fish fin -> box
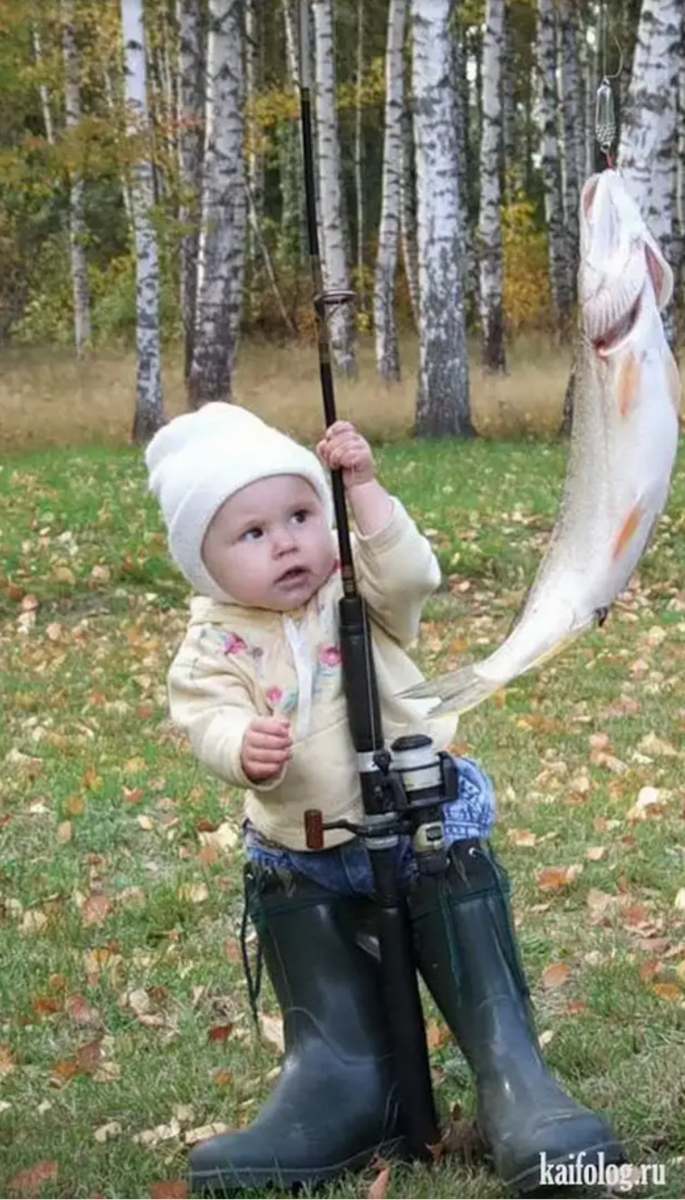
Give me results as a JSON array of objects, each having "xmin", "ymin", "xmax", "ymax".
[{"xmin": 399, "ymin": 664, "xmax": 505, "ymax": 716}]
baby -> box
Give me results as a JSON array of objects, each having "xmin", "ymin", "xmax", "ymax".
[{"xmin": 145, "ymin": 402, "xmax": 623, "ymax": 1198}]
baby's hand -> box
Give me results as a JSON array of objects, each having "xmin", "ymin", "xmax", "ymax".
[
  {"xmin": 241, "ymin": 716, "xmax": 292, "ymax": 783},
  {"xmin": 317, "ymin": 420, "xmax": 374, "ymax": 489}
]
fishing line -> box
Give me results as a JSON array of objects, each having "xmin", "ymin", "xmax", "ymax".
[{"xmin": 595, "ymin": 4, "xmax": 623, "ymax": 169}]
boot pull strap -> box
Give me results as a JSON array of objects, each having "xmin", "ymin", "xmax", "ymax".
[{"xmin": 240, "ymin": 882, "xmax": 264, "ymax": 1029}]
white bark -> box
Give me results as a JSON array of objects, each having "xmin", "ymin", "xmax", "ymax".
[
  {"xmin": 478, "ymin": 0, "xmax": 506, "ymax": 373},
  {"xmin": 535, "ymin": 0, "xmax": 573, "ymax": 340},
  {"xmin": 313, "ymin": 0, "xmax": 356, "ymax": 377},
  {"xmin": 373, "ymin": 0, "xmax": 407, "ymax": 383},
  {"xmin": 32, "ymin": 24, "xmax": 55, "ymax": 145},
  {"xmin": 177, "ymin": 0, "xmax": 204, "ymax": 378},
  {"xmin": 558, "ymin": 0, "xmax": 582, "ymax": 283},
  {"xmin": 62, "ymin": 0, "xmax": 92, "ymax": 356},
  {"xmin": 399, "ymin": 101, "xmax": 420, "ymax": 329},
  {"xmin": 189, "ymin": 0, "xmax": 246, "ymax": 406},
  {"xmin": 245, "ymin": 0, "xmax": 264, "ymax": 305},
  {"xmin": 121, "ymin": 0, "xmax": 164, "ymax": 439},
  {"xmin": 354, "ymin": 0, "xmax": 365, "ymax": 313},
  {"xmin": 676, "ymin": 18, "xmax": 685, "ymax": 289},
  {"xmin": 618, "ymin": 0, "xmax": 680, "ymax": 312},
  {"xmin": 411, "ymin": 0, "xmax": 472, "ymax": 437}
]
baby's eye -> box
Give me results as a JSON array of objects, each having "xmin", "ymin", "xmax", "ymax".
[
  {"xmin": 241, "ymin": 526, "xmax": 263, "ymax": 542},
  {"xmin": 292, "ymin": 509, "xmax": 309, "ymax": 524}
]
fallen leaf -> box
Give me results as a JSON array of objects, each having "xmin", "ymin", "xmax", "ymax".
[
  {"xmin": 7, "ymin": 1160, "xmax": 58, "ymax": 1195},
  {"xmin": 133, "ymin": 1118, "xmax": 181, "ymax": 1147},
  {"xmin": 213, "ymin": 1069, "xmax": 232, "ymax": 1086},
  {"xmin": 626, "ymin": 786, "xmax": 664, "ymax": 821},
  {"xmin": 585, "ymin": 846, "xmax": 606, "ymax": 861},
  {"xmin": 198, "ymin": 821, "xmax": 238, "ymax": 852},
  {"xmin": 674, "ymin": 889, "xmax": 685, "ymax": 911},
  {"xmin": 259, "ymin": 1013, "xmax": 284, "ymax": 1054},
  {"xmin": 178, "ymin": 882, "xmax": 209, "ymax": 904},
  {"xmin": 539, "ymin": 1029, "xmax": 555, "ymax": 1047},
  {"xmin": 367, "ymin": 1166, "xmax": 390, "ymax": 1199},
  {"xmin": 638, "ymin": 959, "xmax": 660, "ymax": 981},
  {"xmin": 208, "ymin": 1023, "xmax": 233, "ymax": 1042},
  {"xmin": 586, "ymin": 888, "xmax": 616, "ymax": 920},
  {"xmin": 67, "ymin": 995, "xmax": 102, "ymax": 1026},
  {"xmin": 81, "ymin": 894, "xmax": 112, "ymax": 927},
  {"xmin": 94, "ymin": 1121, "xmax": 122, "ymax": 1143},
  {"xmin": 536, "ymin": 864, "xmax": 583, "ymax": 891},
  {"xmin": 57, "ymin": 820, "xmax": 73, "ymax": 843},
  {"xmin": 184, "ymin": 1122, "xmax": 232, "ymax": 1146},
  {"xmin": 0, "ymin": 1042, "xmax": 15, "ymax": 1076},
  {"xmin": 21, "ymin": 909, "xmax": 48, "ymax": 934},
  {"xmin": 425, "ymin": 1018, "xmax": 449, "ymax": 1050},
  {"xmin": 564, "ymin": 999, "xmax": 587, "ymax": 1015},
  {"xmin": 651, "ymin": 982, "xmax": 682, "ymax": 1002},
  {"xmin": 65, "ymin": 794, "xmax": 85, "ymax": 816},
  {"xmin": 149, "ymin": 1182, "xmax": 188, "ymax": 1200},
  {"xmin": 507, "ymin": 828, "xmax": 538, "ymax": 848},
  {"xmin": 637, "ymin": 732, "xmax": 679, "ymax": 758},
  {"xmin": 541, "ymin": 962, "xmax": 570, "ymax": 989},
  {"xmin": 136, "ymin": 814, "xmax": 155, "ymax": 831}
]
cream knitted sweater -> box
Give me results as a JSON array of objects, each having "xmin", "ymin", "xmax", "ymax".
[{"xmin": 167, "ymin": 497, "xmax": 457, "ymax": 850}]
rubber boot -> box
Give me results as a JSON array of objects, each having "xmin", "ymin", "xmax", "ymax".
[
  {"xmin": 408, "ymin": 839, "xmax": 626, "ymax": 1196},
  {"xmin": 189, "ymin": 861, "xmax": 405, "ymax": 1195}
]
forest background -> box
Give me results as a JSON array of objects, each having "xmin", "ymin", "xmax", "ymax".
[{"xmin": 1, "ymin": 0, "xmax": 683, "ymax": 453}]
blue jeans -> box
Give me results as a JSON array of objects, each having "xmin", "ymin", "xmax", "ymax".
[{"xmin": 244, "ymin": 756, "xmax": 496, "ymax": 898}]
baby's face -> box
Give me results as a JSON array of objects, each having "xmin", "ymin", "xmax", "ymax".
[{"xmin": 202, "ymin": 475, "xmax": 337, "ymax": 611}]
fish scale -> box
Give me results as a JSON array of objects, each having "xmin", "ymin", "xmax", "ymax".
[{"xmin": 400, "ymin": 169, "xmax": 681, "ymax": 717}]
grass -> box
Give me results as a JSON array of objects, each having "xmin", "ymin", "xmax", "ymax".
[{"xmin": 2, "ymin": 339, "xmax": 685, "ymax": 1198}]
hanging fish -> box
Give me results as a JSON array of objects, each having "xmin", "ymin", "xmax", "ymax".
[{"xmin": 400, "ymin": 168, "xmax": 681, "ymax": 716}]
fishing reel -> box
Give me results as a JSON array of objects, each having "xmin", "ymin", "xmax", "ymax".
[{"xmin": 304, "ymin": 733, "xmax": 458, "ymax": 876}]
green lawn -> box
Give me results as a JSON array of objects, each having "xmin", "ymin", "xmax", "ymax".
[{"xmin": 2, "ymin": 434, "xmax": 685, "ymax": 1198}]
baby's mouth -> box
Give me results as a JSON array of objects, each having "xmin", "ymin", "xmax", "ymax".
[{"xmin": 276, "ymin": 566, "xmax": 309, "ymax": 585}]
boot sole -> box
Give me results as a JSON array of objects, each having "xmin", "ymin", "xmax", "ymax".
[
  {"xmin": 189, "ymin": 1135, "xmax": 408, "ymax": 1195},
  {"xmin": 507, "ymin": 1137, "xmax": 628, "ymax": 1197}
]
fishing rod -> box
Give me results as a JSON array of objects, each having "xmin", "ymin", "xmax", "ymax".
[{"xmin": 296, "ymin": 0, "xmax": 456, "ymax": 1163}]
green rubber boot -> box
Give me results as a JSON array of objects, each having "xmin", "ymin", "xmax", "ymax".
[
  {"xmin": 189, "ymin": 861, "xmax": 405, "ymax": 1195},
  {"xmin": 409, "ymin": 839, "xmax": 626, "ymax": 1196}
]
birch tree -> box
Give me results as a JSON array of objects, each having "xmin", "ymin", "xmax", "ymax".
[
  {"xmin": 411, "ymin": 0, "xmax": 473, "ymax": 437},
  {"xmin": 121, "ymin": 0, "xmax": 164, "ymax": 441},
  {"xmin": 188, "ymin": 0, "xmax": 246, "ymax": 407},
  {"xmin": 400, "ymin": 102, "xmax": 420, "ymax": 329},
  {"xmin": 177, "ymin": 0, "xmax": 204, "ymax": 380},
  {"xmin": 62, "ymin": 0, "xmax": 92, "ymax": 356},
  {"xmin": 558, "ymin": 0, "xmax": 582, "ymax": 283},
  {"xmin": 313, "ymin": 0, "xmax": 356, "ymax": 377},
  {"xmin": 618, "ymin": 0, "xmax": 680, "ymax": 341},
  {"xmin": 373, "ymin": 0, "xmax": 407, "ymax": 383},
  {"xmin": 32, "ymin": 22, "xmax": 55, "ymax": 145},
  {"xmin": 478, "ymin": 0, "xmax": 506, "ymax": 373},
  {"xmin": 535, "ymin": 0, "xmax": 574, "ymax": 342}
]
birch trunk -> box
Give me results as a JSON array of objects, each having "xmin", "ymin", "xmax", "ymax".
[
  {"xmin": 373, "ymin": 0, "xmax": 407, "ymax": 383},
  {"xmin": 411, "ymin": 0, "xmax": 473, "ymax": 437},
  {"xmin": 502, "ymin": 4, "xmax": 517, "ymax": 202},
  {"xmin": 354, "ymin": 0, "xmax": 365, "ymax": 314},
  {"xmin": 478, "ymin": 0, "xmax": 506, "ymax": 373},
  {"xmin": 558, "ymin": 0, "xmax": 582, "ymax": 286},
  {"xmin": 618, "ymin": 0, "xmax": 680, "ymax": 341},
  {"xmin": 32, "ymin": 23, "xmax": 55, "ymax": 145},
  {"xmin": 400, "ymin": 101, "xmax": 420, "ymax": 329},
  {"xmin": 121, "ymin": 0, "xmax": 164, "ymax": 441},
  {"xmin": 177, "ymin": 0, "xmax": 204, "ymax": 379},
  {"xmin": 676, "ymin": 16, "xmax": 685, "ymax": 299},
  {"xmin": 188, "ymin": 0, "xmax": 246, "ymax": 407},
  {"xmin": 245, "ymin": 0, "xmax": 264, "ymax": 317},
  {"xmin": 313, "ymin": 0, "xmax": 356, "ymax": 377},
  {"xmin": 62, "ymin": 0, "xmax": 92, "ymax": 356},
  {"xmin": 535, "ymin": 0, "xmax": 574, "ymax": 342},
  {"xmin": 452, "ymin": 24, "xmax": 477, "ymax": 307},
  {"xmin": 280, "ymin": 0, "xmax": 308, "ymax": 266}
]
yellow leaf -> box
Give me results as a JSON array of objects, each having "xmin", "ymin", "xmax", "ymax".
[
  {"xmin": 137, "ymin": 815, "xmax": 155, "ymax": 831},
  {"xmin": 585, "ymin": 846, "xmax": 605, "ymax": 861},
  {"xmin": 508, "ymin": 828, "xmax": 538, "ymax": 847},
  {"xmin": 57, "ymin": 821, "xmax": 72, "ymax": 844},
  {"xmin": 651, "ymin": 982, "xmax": 682, "ymax": 1002},
  {"xmin": 536, "ymin": 864, "xmax": 583, "ymax": 891}
]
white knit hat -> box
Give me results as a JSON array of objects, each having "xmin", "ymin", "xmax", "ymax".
[{"xmin": 145, "ymin": 402, "xmax": 334, "ymax": 600}]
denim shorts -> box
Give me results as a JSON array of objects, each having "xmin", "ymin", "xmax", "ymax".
[{"xmin": 243, "ymin": 755, "xmax": 496, "ymax": 898}]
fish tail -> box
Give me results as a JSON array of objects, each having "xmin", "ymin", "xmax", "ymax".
[{"xmin": 399, "ymin": 664, "xmax": 506, "ymax": 716}]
